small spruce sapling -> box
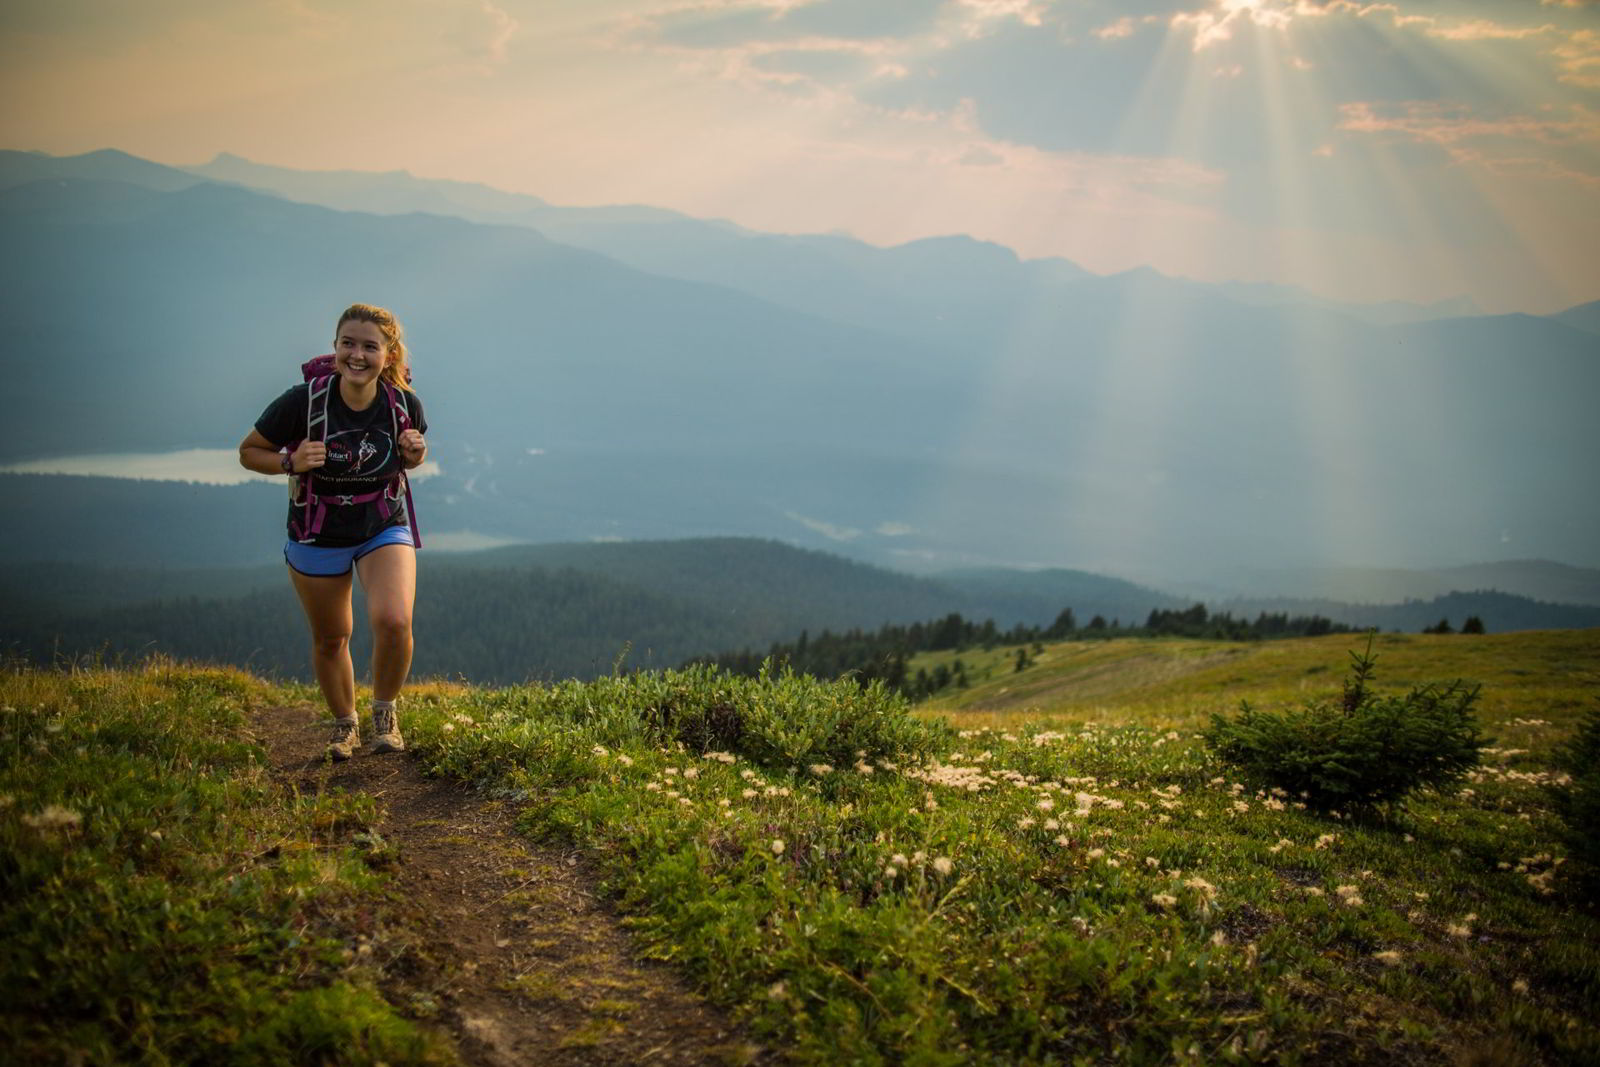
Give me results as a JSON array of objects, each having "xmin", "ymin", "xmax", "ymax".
[
  {"xmin": 1204, "ymin": 633, "xmax": 1486, "ymax": 814},
  {"xmin": 1549, "ymin": 706, "xmax": 1600, "ymax": 903}
]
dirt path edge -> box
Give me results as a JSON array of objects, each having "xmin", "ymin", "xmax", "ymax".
[{"xmin": 254, "ymin": 703, "xmax": 769, "ymax": 1066}]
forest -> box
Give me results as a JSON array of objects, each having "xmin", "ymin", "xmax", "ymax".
[{"xmin": 694, "ymin": 604, "xmax": 1357, "ymax": 699}]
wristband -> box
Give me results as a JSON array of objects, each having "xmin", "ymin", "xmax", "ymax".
[{"xmin": 281, "ymin": 452, "xmax": 296, "ymax": 475}]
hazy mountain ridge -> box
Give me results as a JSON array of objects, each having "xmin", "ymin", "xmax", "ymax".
[
  {"xmin": 4, "ymin": 536, "xmax": 1591, "ymax": 686},
  {"xmin": 2, "ymin": 148, "xmax": 1596, "ymax": 576},
  {"xmin": 1211, "ymin": 591, "xmax": 1600, "ymax": 635},
  {"xmin": 173, "ymin": 149, "xmax": 1503, "ymax": 335},
  {"xmin": 1183, "ymin": 560, "xmax": 1600, "ymax": 608},
  {"xmin": 1551, "ymin": 300, "xmax": 1600, "ymax": 336}
]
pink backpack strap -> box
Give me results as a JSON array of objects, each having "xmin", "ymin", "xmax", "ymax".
[{"xmin": 381, "ymin": 380, "xmax": 422, "ymax": 549}]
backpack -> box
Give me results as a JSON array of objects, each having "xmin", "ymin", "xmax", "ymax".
[{"xmin": 286, "ymin": 354, "xmax": 422, "ymax": 549}]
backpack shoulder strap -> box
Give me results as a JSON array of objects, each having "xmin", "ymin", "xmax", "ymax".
[
  {"xmin": 289, "ymin": 374, "xmax": 336, "ymax": 543},
  {"xmin": 381, "ymin": 381, "xmax": 422, "ymax": 550}
]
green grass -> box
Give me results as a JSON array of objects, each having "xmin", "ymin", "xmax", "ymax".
[
  {"xmin": 7, "ymin": 632, "xmax": 1596, "ymax": 1064},
  {"xmin": 397, "ymin": 632, "xmax": 1599, "ymax": 1065},
  {"xmin": 916, "ymin": 631, "xmax": 1597, "ymax": 737},
  {"xmin": 0, "ymin": 658, "xmax": 447, "ymax": 1066}
]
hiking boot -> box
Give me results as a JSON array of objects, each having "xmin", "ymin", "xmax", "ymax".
[
  {"xmin": 327, "ymin": 717, "xmax": 361, "ymax": 761},
  {"xmin": 371, "ymin": 704, "xmax": 405, "ymax": 754}
]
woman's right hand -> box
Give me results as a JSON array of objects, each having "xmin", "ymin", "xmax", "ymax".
[{"xmin": 291, "ymin": 441, "xmax": 327, "ymax": 473}]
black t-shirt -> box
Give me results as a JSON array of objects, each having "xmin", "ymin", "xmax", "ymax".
[{"xmin": 255, "ymin": 380, "xmax": 429, "ymax": 546}]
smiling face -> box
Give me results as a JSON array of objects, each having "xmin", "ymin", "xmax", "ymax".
[{"xmin": 333, "ymin": 319, "xmax": 389, "ymax": 386}]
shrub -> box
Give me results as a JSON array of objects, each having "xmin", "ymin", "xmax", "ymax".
[
  {"xmin": 1550, "ymin": 707, "xmax": 1600, "ymax": 903},
  {"xmin": 1203, "ymin": 635, "xmax": 1485, "ymax": 813},
  {"xmin": 425, "ymin": 663, "xmax": 952, "ymax": 779}
]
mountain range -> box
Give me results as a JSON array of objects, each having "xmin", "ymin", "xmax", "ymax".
[
  {"xmin": 5, "ymin": 536, "xmax": 1592, "ymax": 686},
  {"xmin": 1, "ymin": 147, "xmax": 1596, "ymax": 587}
]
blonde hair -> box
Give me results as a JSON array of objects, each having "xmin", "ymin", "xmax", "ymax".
[{"xmin": 335, "ymin": 303, "xmax": 413, "ymax": 391}]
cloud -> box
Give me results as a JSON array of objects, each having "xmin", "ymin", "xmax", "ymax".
[
  {"xmin": 640, "ymin": 0, "xmax": 947, "ymax": 49},
  {"xmin": 1094, "ymin": 16, "xmax": 1163, "ymax": 40},
  {"xmin": 1171, "ymin": 0, "xmax": 1293, "ymax": 52},
  {"xmin": 1337, "ymin": 99, "xmax": 1600, "ymax": 186},
  {"xmin": 953, "ymin": 0, "xmax": 1051, "ymax": 29},
  {"xmin": 1550, "ymin": 28, "xmax": 1600, "ymax": 88},
  {"xmin": 476, "ymin": 2, "xmax": 519, "ymax": 66},
  {"xmin": 785, "ymin": 511, "xmax": 863, "ymax": 541}
]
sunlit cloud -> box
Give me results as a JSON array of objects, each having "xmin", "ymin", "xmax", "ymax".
[
  {"xmin": 1095, "ymin": 16, "xmax": 1163, "ymax": 41},
  {"xmin": 1172, "ymin": 0, "xmax": 1293, "ymax": 53},
  {"xmin": 2, "ymin": 0, "xmax": 1594, "ymax": 312},
  {"xmin": 478, "ymin": 2, "xmax": 519, "ymax": 66},
  {"xmin": 785, "ymin": 511, "xmax": 862, "ymax": 542},
  {"xmin": 954, "ymin": 0, "xmax": 1050, "ymax": 29},
  {"xmin": 1338, "ymin": 100, "xmax": 1600, "ymax": 186},
  {"xmin": 1550, "ymin": 29, "xmax": 1600, "ymax": 88}
]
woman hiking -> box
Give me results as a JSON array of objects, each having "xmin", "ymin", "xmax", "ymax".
[{"xmin": 238, "ymin": 303, "xmax": 429, "ymax": 760}]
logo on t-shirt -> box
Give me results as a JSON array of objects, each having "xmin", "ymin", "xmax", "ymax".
[{"xmin": 324, "ymin": 429, "xmax": 393, "ymax": 479}]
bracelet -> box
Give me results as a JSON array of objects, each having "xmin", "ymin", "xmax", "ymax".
[{"xmin": 280, "ymin": 452, "xmax": 296, "ymax": 475}]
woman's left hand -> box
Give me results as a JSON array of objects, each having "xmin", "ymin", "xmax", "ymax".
[{"xmin": 399, "ymin": 429, "xmax": 427, "ymax": 467}]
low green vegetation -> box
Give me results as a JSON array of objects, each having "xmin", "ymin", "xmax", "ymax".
[
  {"xmin": 1551, "ymin": 706, "xmax": 1600, "ymax": 897},
  {"xmin": 398, "ymin": 631, "xmax": 1600, "ymax": 1064},
  {"xmin": 5, "ymin": 630, "xmax": 1596, "ymax": 1064},
  {"xmin": 698, "ymin": 604, "xmax": 1353, "ymax": 701},
  {"xmin": 0, "ymin": 659, "xmax": 445, "ymax": 1066},
  {"xmin": 1204, "ymin": 636, "xmax": 1487, "ymax": 812}
]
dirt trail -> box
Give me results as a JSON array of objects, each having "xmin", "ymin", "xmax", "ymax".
[{"xmin": 254, "ymin": 704, "xmax": 767, "ymax": 1066}]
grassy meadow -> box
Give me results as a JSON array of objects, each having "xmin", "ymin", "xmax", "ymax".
[
  {"xmin": 1, "ymin": 660, "xmax": 448, "ymax": 1065},
  {"xmin": 4, "ymin": 629, "xmax": 1597, "ymax": 1064}
]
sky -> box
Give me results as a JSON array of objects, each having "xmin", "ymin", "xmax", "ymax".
[{"xmin": 2, "ymin": 0, "xmax": 1597, "ymax": 313}]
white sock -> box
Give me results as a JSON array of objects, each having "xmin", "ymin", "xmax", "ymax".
[{"xmin": 371, "ymin": 699, "xmax": 395, "ymax": 714}]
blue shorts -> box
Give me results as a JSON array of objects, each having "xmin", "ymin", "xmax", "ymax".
[{"xmin": 284, "ymin": 525, "xmax": 415, "ymax": 577}]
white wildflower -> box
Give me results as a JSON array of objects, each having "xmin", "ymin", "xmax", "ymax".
[{"xmin": 22, "ymin": 804, "xmax": 81, "ymax": 833}]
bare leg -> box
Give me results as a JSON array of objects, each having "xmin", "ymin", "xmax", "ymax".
[
  {"xmin": 357, "ymin": 544, "xmax": 416, "ymax": 701},
  {"xmin": 288, "ymin": 566, "xmax": 356, "ymax": 718}
]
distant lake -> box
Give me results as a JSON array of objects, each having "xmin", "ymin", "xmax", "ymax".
[
  {"xmin": 0, "ymin": 450, "xmax": 510, "ymax": 553},
  {"xmin": 0, "ymin": 448, "xmax": 440, "ymax": 485}
]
